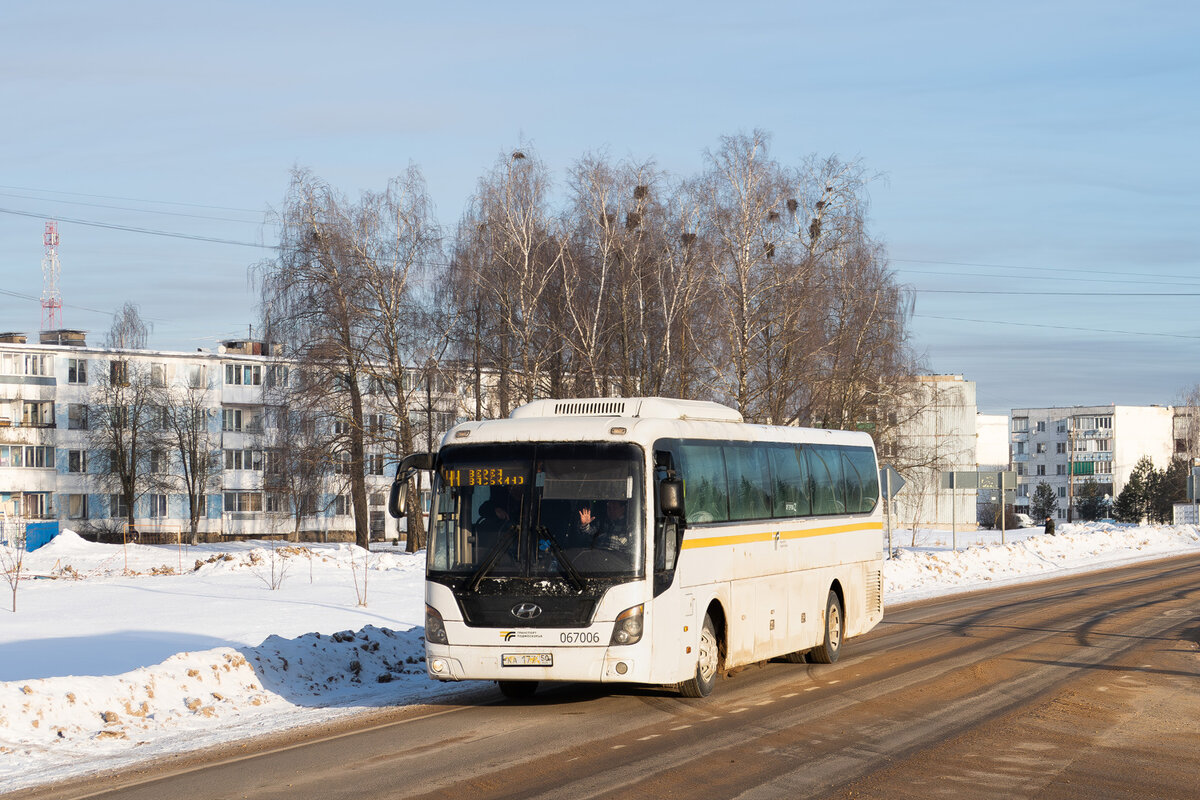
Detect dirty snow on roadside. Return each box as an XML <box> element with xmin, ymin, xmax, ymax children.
<box><xmin>3</xmin><ymin>522</ymin><xmax>1200</xmax><ymax>792</ymax></box>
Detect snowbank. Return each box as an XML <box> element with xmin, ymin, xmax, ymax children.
<box><xmin>2</xmin><ymin>522</ymin><xmax>1199</xmax><ymax>791</ymax></box>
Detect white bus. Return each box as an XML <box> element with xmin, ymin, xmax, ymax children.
<box><xmin>390</xmin><ymin>397</ymin><xmax>884</xmax><ymax>699</ymax></box>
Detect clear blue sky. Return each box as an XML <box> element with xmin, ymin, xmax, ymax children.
<box><xmin>2</xmin><ymin>1</ymin><xmax>1197</xmax><ymax>414</ymax></box>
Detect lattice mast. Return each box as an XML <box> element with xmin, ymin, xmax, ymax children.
<box><xmin>41</xmin><ymin>221</ymin><xmax>62</xmax><ymax>330</ymax></box>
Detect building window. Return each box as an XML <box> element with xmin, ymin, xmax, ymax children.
<box><xmin>22</xmin><ymin>401</ymin><xmax>54</xmax><ymax>427</ymax></box>
<box><xmin>1036</xmin><ymin>465</ymin><xmax>1046</xmax><ymax>476</ymax></box>
<box><xmin>185</xmin><ymin>364</ymin><xmax>208</xmax><ymax>388</ymax></box>
<box><xmin>1036</xmin><ymin>443</ymin><xmax>1046</xmax><ymax>453</ymax></box>
<box><xmin>222</xmin><ymin>408</ymin><xmax>243</xmax><ymax>432</ymax></box>
<box><xmin>334</xmin><ymin>495</ymin><xmax>350</xmax><ymax>516</ymax></box>
<box><xmin>67</xmin><ymin>494</ymin><xmax>88</xmax><ymax>520</ymax></box>
<box><xmin>1057</xmin><ymin>422</ymin><xmax>1067</xmax><ymax>433</ymax></box>
<box><xmin>150</xmin><ymin>449</ymin><xmax>168</xmax><ymax>474</ymax></box>
<box><xmin>1014</xmin><ymin>442</ymin><xmax>1026</xmax><ymax>455</ymax></box>
<box><xmin>1056</xmin><ymin>442</ymin><xmax>1066</xmax><ymax>454</ymax></box>
<box><xmin>1012</xmin><ymin>417</ymin><xmax>1029</xmax><ymax>433</ymax></box>
<box><xmin>110</xmin><ymin>360</ymin><xmax>129</xmax><ymax>386</ymax></box>
<box><xmin>1017</xmin><ymin>463</ymin><xmax>1025</xmax><ymax>476</ymax></box>
<box><xmin>150</xmin><ymin>363</ymin><xmax>167</xmax><ymax>387</ymax></box>
<box><xmin>224</xmin><ymin>449</ymin><xmax>262</xmax><ymax>470</ymax></box>
<box><xmin>68</xmin><ymin>449</ymin><xmax>87</xmax><ymax>473</ymax></box>
<box><xmin>148</xmin><ymin>494</ymin><xmax>168</xmax><ymax>518</ymax></box>
<box><xmin>1058</xmin><ymin>486</ymin><xmax>1067</xmax><ymax>498</ymax></box>
<box><xmin>334</xmin><ymin>452</ymin><xmax>352</xmax><ymax>475</ymax></box>
<box><xmin>1036</xmin><ymin>421</ymin><xmax>1046</xmax><ymax>432</ymax></box>
<box><xmin>68</xmin><ymin>358</ymin><xmax>88</xmax><ymax>384</ymax></box>
<box><xmin>266</xmin><ymin>493</ymin><xmax>289</xmax><ymax>513</ymax></box>
<box><xmin>109</xmin><ymin>494</ymin><xmax>129</xmax><ymax>519</ymax></box>
<box><xmin>368</xmin><ymin>453</ymin><xmax>385</xmax><ymax>475</ymax></box>
<box><xmin>223</xmin><ymin>491</ymin><xmax>262</xmax><ymax>512</ymax></box>
<box><xmin>66</xmin><ymin>402</ymin><xmax>87</xmax><ymax>429</ymax></box>
<box><xmin>265</xmin><ymin>365</ymin><xmax>289</xmax><ymax>389</ymax></box>
<box><xmin>224</xmin><ymin>364</ymin><xmax>262</xmax><ymax>386</ymax></box>
<box><xmin>1056</xmin><ymin>464</ymin><xmax>1066</xmax><ymax>475</ymax></box>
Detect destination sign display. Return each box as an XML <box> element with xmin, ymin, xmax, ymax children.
<box><xmin>441</xmin><ymin>467</ymin><xmax>526</xmax><ymax>487</ymax></box>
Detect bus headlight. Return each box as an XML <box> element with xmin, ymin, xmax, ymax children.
<box><xmin>610</xmin><ymin>604</ymin><xmax>644</xmax><ymax>646</ymax></box>
<box><xmin>425</xmin><ymin>604</ymin><xmax>449</xmax><ymax>645</ymax></box>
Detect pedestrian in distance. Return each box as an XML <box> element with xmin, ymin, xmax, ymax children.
<box><xmin>1045</xmin><ymin>516</ymin><xmax>1056</xmax><ymax>536</ymax></box>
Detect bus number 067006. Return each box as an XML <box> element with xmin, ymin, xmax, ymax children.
<box><xmin>560</xmin><ymin>632</ymin><xmax>601</xmax><ymax>644</ymax></box>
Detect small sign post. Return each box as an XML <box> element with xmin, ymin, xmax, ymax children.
<box><xmin>880</xmin><ymin>465</ymin><xmax>906</xmax><ymax>556</ymax></box>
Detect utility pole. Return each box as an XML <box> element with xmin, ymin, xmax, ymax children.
<box><xmin>1066</xmin><ymin>414</ymin><xmax>1076</xmax><ymax>523</ymax></box>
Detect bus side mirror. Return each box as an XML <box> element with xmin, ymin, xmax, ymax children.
<box><xmin>659</xmin><ymin>479</ymin><xmax>684</xmax><ymax>517</ymax></box>
<box><xmin>388</xmin><ymin>479</ymin><xmax>409</xmax><ymax>518</ymax></box>
<box><xmin>388</xmin><ymin>452</ymin><xmax>434</xmax><ymax>519</ymax></box>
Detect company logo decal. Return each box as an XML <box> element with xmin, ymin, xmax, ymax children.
<box><xmin>500</xmin><ymin>630</ymin><xmax>543</xmax><ymax>642</ymax></box>
<box><xmin>511</xmin><ymin>602</ymin><xmax>542</xmax><ymax>620</ymax></box>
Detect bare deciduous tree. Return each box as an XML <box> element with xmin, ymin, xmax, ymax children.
<box><xmin>87</xmin><ymin>305</ymin><xmax>171</xmax><ymax>536</ymax></box>
<box><xmin>161</xmin><ymin>364</ymin><xmax>220</xmax><ymax>544</ymax></box>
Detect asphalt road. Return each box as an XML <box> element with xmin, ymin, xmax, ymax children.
<box><xmin>18</xmin><ymin>553</ymin><xmax>1200</xmax><ymax>800</ymax></box>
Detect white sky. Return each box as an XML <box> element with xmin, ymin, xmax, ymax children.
<box><xmin>1</xmin><ymin>1</ymin><xmax>1197</xmax><ymax>414</ymax></box>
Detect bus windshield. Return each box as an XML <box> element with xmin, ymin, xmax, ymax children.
<box><xmin>428</xmin><ymin>442</ymin><xmax>645</xmax><ymax>581</ymax></box>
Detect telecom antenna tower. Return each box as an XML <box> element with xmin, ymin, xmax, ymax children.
<box><xmin>41</xmin><ymin>220</ymin><xmax>63</xmax><ymax>330</ymax></box>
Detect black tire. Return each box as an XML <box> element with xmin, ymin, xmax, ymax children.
<box><xmin>678</xmin><ymin>614</ymin><xmax>719</xmax><ymax>697</ymax></box>
<box><xmin>497</xmin><ymin>680</ymin><xmax>538</xmax><ymax>700</ymax></box>
<box><xmin>780</xmin><ymin>649</ymin><xmax>809</xmax><ymax>664</ymax></box>
<box><xmin>809</xmin><ymin>590</ymin><xmax>843</xmax><ymax>664</ymax></box>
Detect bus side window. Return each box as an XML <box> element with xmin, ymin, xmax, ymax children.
<box><xmin>770</xmin><ymin>445</ymin><xmax>811</xmax><ymax>518</ymax></box>
<box><xmin>842</xmin><ymin>447</ymin><xmax>880</xmax><ymax>513</ymax></box>
<box><xmin>807</xmin><ymin>445</ymin><xmax>844</xmax><ymax>515</ymax></box>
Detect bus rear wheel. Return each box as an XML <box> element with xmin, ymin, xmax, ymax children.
<box><xmin>497</xmin><ymin>680</ymin><xmax>538</xmax><ymax>700</ymax></box>
<box><xmin>809</xmin><ymin>590</ymin><xmax>843</xmax><ymax>664</ymax></box>
<box><xmin>678</xmin><ymin>614</ymin><xmax>719</xmax><ymax>697</ymax></box>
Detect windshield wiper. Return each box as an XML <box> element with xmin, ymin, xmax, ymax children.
<box><xmin>466</xmin><ymin>524</ymin><xmax>519</xmax><ymax>593</ymax></box>
<box><xmin>535</xmin><ymin>525</ymin><xmax>586</xmax><ymax>592</ymax></box>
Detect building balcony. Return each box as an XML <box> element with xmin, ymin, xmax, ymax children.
<box><xmin>1012</xmin><ymin>453</ymin><xmax>1029</xmax><ymax>462</ymax></box>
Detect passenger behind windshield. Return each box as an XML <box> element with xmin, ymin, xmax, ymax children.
<box><xmin>575</xmin><ymin>499</ymin><xmax>631</xmax><ymax>551</ymax></box>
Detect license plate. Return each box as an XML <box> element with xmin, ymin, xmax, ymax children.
<box><xmin>502</xmin><ymin>653</ymin><xmax>553</xmax><ymax>667</ymax></box>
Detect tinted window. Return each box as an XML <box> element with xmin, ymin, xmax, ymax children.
<box><xmin>770</xmin><ymin>445</ymin><xmax>811</xmax><ymax>518</ymax></box>
<box><xmin>807</xmin><ymin>445</ymin><xmax>845</xmax><ymax>515</ymax></box>
<box><xmin>679</xmin><ymin>444</ymin><xmax>729</xmax><ymax>524</ymax></box>
<box><xmin>725</xmin><ymin>445</ymin><xmax>772</xmax><ymax>521</ymax></box>
<box><xmin>842</xmin><ymin>447</ymin><xmax>879</xmax><ymax>513</ymax></box>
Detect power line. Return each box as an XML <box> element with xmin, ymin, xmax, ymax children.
<box><xmin>897</xmin><ymin>267</ymin><xmax>1200</xmax><ymax>289</ymax></box>
<box><xmin>917</xmin><ymin>289</ymin><xmax>1200</xmax><ymax>296</ymax></box>
<box><xmin>0</xmin><ymin>191</ymin><xmax>267</xmax><ymax>224</ymax></box>
<box><xmin>0</xmin><ymin>207</ymin><xmax>275</xmax><ymax>249</ymax></box>
<box><xmin>0</xmin><ymin>184</ymin><xmax>266</xmax><ymax>214</ymax></box>
<box><xmin>914</xmin><ymin>313</ymin><xmax>1200</xmax><ymax>340</ymax></box>
<box><xmin>892</xmin><ymin>257</ymin><xmax>1197</xmax><ymax>283</ymax></box>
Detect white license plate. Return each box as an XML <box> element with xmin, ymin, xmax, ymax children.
<box><xmin>502</xmin><ymin>653</ymin><xmax>553</xmax><ymax>667</ymax></box>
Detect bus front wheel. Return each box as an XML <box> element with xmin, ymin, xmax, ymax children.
<box><xmin>809</xmin><ymin>590</ymin><xmax>843</xmax><ymax>664</ymax></box>
<box><xmin>678</xmin><ymin>614</ymin><xmax>719</xmax><ymax>697</ymax></box>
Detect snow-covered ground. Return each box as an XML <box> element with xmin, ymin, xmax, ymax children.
<box><xmin>3</xmin><ymin>522</ymin><xmax>1199</xmax><ymax>792</ymax></box>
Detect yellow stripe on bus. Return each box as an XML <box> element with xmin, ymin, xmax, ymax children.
<box><xmin>680</xmin><ymin>521</ymin><xmax>883</xmax><ymax>550</ymax></box>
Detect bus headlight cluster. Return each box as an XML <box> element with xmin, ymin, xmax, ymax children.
<box><xmin>425</xmin><ymin>604</ymin><xmax>449</xmax><ymax>645</ymax></box>
<box><xmin>610</xmin><ymin>604</ymin><xmax>644</xmax><ymax>646</ymax></box>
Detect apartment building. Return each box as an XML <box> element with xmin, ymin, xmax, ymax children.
<box><xmin>1010</xmin><ymin>405</ymin><xmax>1174</xmax><ymax>521</ymax></box>
<box><xmin>0</xmin><ymin>330</ymin><xmax>474</xmax><ymax>541</ymax></box>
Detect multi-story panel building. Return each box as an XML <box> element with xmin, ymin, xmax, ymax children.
<box><xmin>1010</xmin><ymin>405</ymin><xmax>1173</xmax><ymax>521</ymax></box>
<box><xmin>0</xmin><ymin>330</ymin><xmax>479</xmax><ymax>542</ymax></box>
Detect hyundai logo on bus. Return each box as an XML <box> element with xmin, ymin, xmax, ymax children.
<box><xmin>511</xmin><ymin>603</ymin><xmax>543</xmax><ymax>620</ymax></box>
